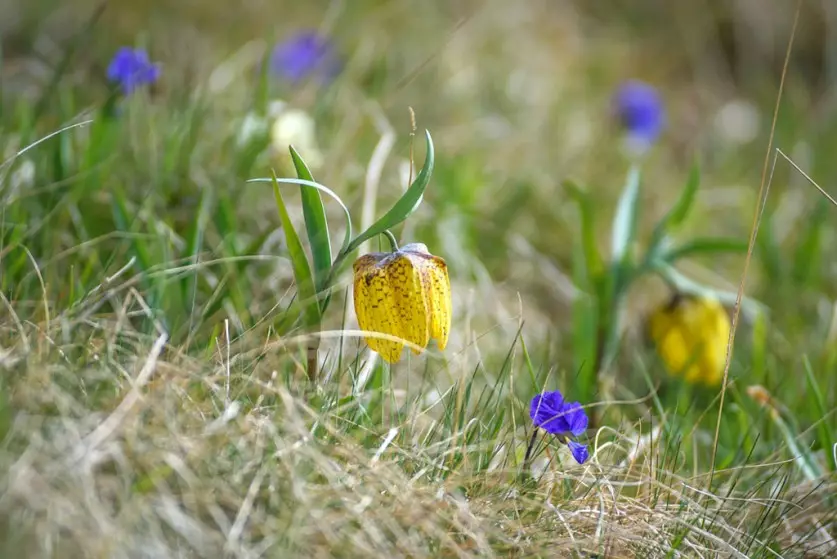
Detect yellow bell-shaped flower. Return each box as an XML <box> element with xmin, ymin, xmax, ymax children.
<box><xmin>647</xmin><ymin>293</ymin><xmax>731</xmax><ymax>387</ymax></box>
<box><xmin>352</xmin><ymin>243</ymin><xmax>452</xmax><ymax>364</ymax></box>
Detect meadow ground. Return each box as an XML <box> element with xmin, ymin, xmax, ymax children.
<box><xmin>1</xmin><ymin>1</ymin><xmax>837</xmax><ymax>557</ymax></box>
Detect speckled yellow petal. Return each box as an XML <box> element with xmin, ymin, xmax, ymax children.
<box><xmin>384</xmin><ymin>254</ymin><xmax>430</xmax><ymax>355</ymax></box>
<box><xmin>399</xmin><ymin>243</ymin><xmax>451</xmax><ymax>352</ymax></box>
<box><xmin>424</xmin><ymin>255</ymin><xmax>451</xmax><ymax>350</ymax></box>
<box><xmin>353</xmin><ymin>254</ymin><xmax>404</xmax><ymax>363</ymax></box>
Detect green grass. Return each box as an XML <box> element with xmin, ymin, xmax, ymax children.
<box><xmin>1</xmin><ymin>1</ymin><xmax>837</xmax><ymax>557</ymax></box>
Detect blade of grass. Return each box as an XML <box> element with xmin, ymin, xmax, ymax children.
<box><xmin>803</xmin><ymin>356</ymin><xmax>834</xmax><ymax>471</ymax></box>
<box><xmin>290</xmin><ymin>146</ymin><xmax>332</xmax><ymax>296</ymax></box>
<box><xmin>663</xmin><ymin>237</ymin><xmax>749</xmax><ymax>262</ymax></box>
<box><xmin>271</xmin><ymin>170</ymin><xmax>321</xmax><ymax>381</ymax></box>
<box><xmin>709</xmin><ymin>0</ymin><xmax>801</xmax><ymax>489</ymax></box>
<box><xmin>648</xmin><ymin>157</ymin><xmax>700</xmax><ymax>252</ymax></box>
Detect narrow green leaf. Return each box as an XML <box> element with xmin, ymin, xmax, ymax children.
<box><xmin>655</xmin><ymin>264</ymin><xmax>765</xmax><ymax>321</ymax></box>
<box><xmin>346</xmin><ymin>130</ymin><xmax>435</xmax><ymax>254</ymax></box>
<box><xmin>649</xmin><ymin>158</ymin><xmax>700</xmax><ymax>252</ymax></box>
<box><xmin>571</xmin><ymin>240</ymin><xmax>598</xmax><ymax>400</ymax></box>
<box><xmin>803</xmin><ymin>356</ymin><xmax>834</xmax><ymax>471</ymax></box>
<box><xmin>756</xmin><ymin>211</ymin><xmax>782</xmax><ymax>281</ymax></box>
<box><xmin>669</xmin><ymin>157</ymin><xmax>701</xmax><ymax>227</ymax></box>
<box><xmin>271</xmin><ymin>171</ymin><xmax>321</xmax><ymax>329</ymax></box>
<box><xmin>610</xmin><ymin>164</ymin><xmax>641</xmax><ymax>266</ymax></box>
<box><xmin>792</xmin><ymin>199</ymin><xmax>827</xmax><ymax>286</ymax></box>
<box><xmin>768</xmin><ymin>403</ymin><xmax>821</xmax><ymax>480</ymax></box>
<box><xmin>662</xmin><ymin>237</ymin><xmax>748</xmax><ymax>262</ymax></box>
<box><xmin>290</xmin><ymin>146</ymin><xmax>332</xmax><ymax>294</ymax></box>
<box><xmin>182</xmin><ymin>183</ymin><xmax>214</xmax><ymax>314</ymax></box>
<box><xmin>564</xmin><ymin>180</ymin><xmax>603</xmax><ymax>278</ymax></box>
<box><xmin>110</xmin><ymin>187</ymin><xmax>153</xmax><ymax>273</ymax></box>
<box><xmin>247</xmin><ymin>177</ymin><xmax>352</xmax><ymax>255</ymax></box>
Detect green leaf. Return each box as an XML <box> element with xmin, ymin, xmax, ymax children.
<box><xmin>803</xmin><ymin>356</ymin><xmax>834</xmax><ymax>471</ymax></box>
<box><xmin>655</xmin><ymin>264</ymin><xmax>765</xmax><ymax>321</ymax></box>
<box><xmin>247</xmin><ymin>177</ymin><xmax>352</xmax><ymax>255</ymax></box>
<box><xmin>610</xmin><ymin>164</ymin><xmax>641</xmax><ymax>266</ymax></box>
<box><xmin>346</xmin><ymin>130</ymin><xmax>435</xmax><ymax>254</ymax></box>
<box><xmin>564</xmin><ymin>180</ymin><xmax>603</xmax><ymax>278</ymax></box>
<box><xmin>648</xmin><ymin>157</ymin><xmax>700</xmax><ymax>252</ymax></box>
<box><xmin>662</xmin><ymin>237</ymin><xmax>748</xmax><ymax>262</ymax></box>
<box><xmin>571</xmin><ymin>241</ymin><xmax>598</xmax><ymax>401</ymax></box>
<box><xmin>271</xmin><ymin>171</ymin><xmax>322</xmax><ymax>330</ymax></box>
<box><xmin>766</xmin><ymin>398</ymin><xmax>822</xmax><ymax>480</ymax></box>
<box><xmin>182</xmin><ymin>183</ymin><xmax>214</xmax><ymax>315</ymax></box>
<box><xmin>792</xmin><ymin>199</ymin><xmax>828</xmax><ymax>286</ymax></box>
<box><xmin>291</xmin><ymin>146</ymin><xmax>332</xmax><ymax>295</ymax></box>
<box><xmin>756</xmin><ymin>211</ymin><xmax>782</xmax><ymax>281</ymax></box>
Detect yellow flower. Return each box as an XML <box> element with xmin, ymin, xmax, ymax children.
<box><xmin>352</xmin><ymin>243</ymin><xmax>452</xmax><ymax>364</ymax></box>
<box><xmin>647</xmin><ymin>293</ymin><xmax>731</xmax><ymax>387</ymax></box>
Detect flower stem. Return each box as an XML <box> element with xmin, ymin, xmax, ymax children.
<box><xmin>522</xmin><ymin>429</ymin><xmax>539</xmax><ymax>472</ymax></box>
<box><xmin>382</xmin><ymin>230</ymin><xmax>399</xmax><ymax>251</ymax></box>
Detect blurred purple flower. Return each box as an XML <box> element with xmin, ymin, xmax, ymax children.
<box><xmin>107</xmin><ymin>47</ymin><xmax>160</xmax><ymax>95</ymax></box>
<box><xmin>270</xmin><ymin>30</ymin><xmax>341</xmax><ymax>85</ymax></box>
<box><xmin>530</xmin><ymin>390</ymin><xmax>590</xmax><ymax>465</ymax></box>
<box><xmin>613</xmin><ymin>80</ymin><xmax>664</xmax><ymax>147</ymax></box>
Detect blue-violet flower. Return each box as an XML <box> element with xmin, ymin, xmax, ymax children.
<box><xmin>270</xmin><ymin>30</ymin><xmax>341</xmax><ymax>85</ymax></box>
<box><xmin>107</xmin><ymin>47</ymin><xmax>160</xmax><ymax>95</ymax></box>
<box><xmin>530</xmin><ymin>390</ymin><xmax>590</xmax><ymax>464</ymax></box>
<box><xmin>612</xmin><ymin>80</ymin><xmax>664</xmax><ymax>148</ymax></box>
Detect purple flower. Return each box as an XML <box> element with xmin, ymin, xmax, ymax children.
<box><xmin>270</xmin><ymin>30</ymin><xmax>341</xmax><ymax>85</ymax></box>
<box><xmin>107</xmin><ymin>47</ymin><xmax>160</xmax><ymax>95</ymax></box>
<box><xmin>567</xmin><ymin>441</ymin><xmax>589</xmax><ymax>464</ymax></box>
<box><xmin>612</xmin><ymin>80</ymin><xmax>664</xmax><ymax>147</ymax></box>
<box><xmin>530</xmin><ymin>390</ymin><xmax>590</xmax><ymax>464</ymax></box>
<box><xmin>560</xmin><ymin>401</ymin><xmax>589</xmax><ymax>437</ymax></box>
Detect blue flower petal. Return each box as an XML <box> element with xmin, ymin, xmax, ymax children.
<box><xmin>567</xmin><ymin>440</ymin><xmax>589</xmax><ymax>464</ymax></box>
<box><xmin>107</xmin><ymin>47</ymin><xmax>160</xmax><ymax>95</ymax></box>
<box><xmin>562</xmin><ymin>402</ymin><xmax>589</xmax><ymax>437</ymax></box>
<box><xmin>613</xmin><ymin>80</ymin><xmax>664</xmax><ymax>146</ymax></box>
<box><xmin>270</xmin><ymin>30</ymin><xmax>341</xmax><ymax>85</ymax></box>
<box><xmin>530</xmin><ymin>391</ymin><xmax>570</xmax><ymax>435</ymax></box>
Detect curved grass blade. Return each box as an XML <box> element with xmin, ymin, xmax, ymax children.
<box><xmin>564</xmin><ymin>180</ymin><xmax>603</xmax><ymax>278</ymax></box>
<box><xmin>290</xmin><ymin>146</ymin><xmax>332</xmax><ymax>295</ymax></box>
<box><xmin>182</xmin><ymin>183</ymin><xmax>214</xmax><ymax>319</ymax></box>
<box><xmin>271</xmin><ymin>171</ymin><xmax>321</xmax><ymax>335</ymax></box>
<box><xmin>648</xmin><ymin>157</ymin><xmax>700</xmax><ymax>251</ymax></box>
<box><xmin>656</xmin><ymin>264</ymin><xmax>765</xmax><ymax>321</ymax></box>
<box><xmin>611</xmin><ymin>164</ymin><xmax>641</xmax><ymax>267</ymax></box>
<box><xmin>662</xmin><ymin>237</ymin><xmax>748</xmax><ymax>262</ymax></box>
<box><xmin>247</xmin><ymin>177</ymin><xmax>352</xmax><ymax>255</ymax></box>
<box><xmin>345</xmin><ymin>130</ymin><xmax>434</xmax><ymax>254</ymax></box>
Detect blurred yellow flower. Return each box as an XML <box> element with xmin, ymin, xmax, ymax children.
<box><xmin>352</xmin><ymin>243</ymin><xmax>451</xmax><ymax>364</ymax></box>
<box><xmin>647</xmin><ymin>293</ymin><xmax>731</xmax><ymax>387</ymax></box>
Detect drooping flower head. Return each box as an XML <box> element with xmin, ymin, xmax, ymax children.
<box><xmin>107</xmin><ymin>47</ymin><xmax>160</xmax><ymax>95</ymax></box>
<box><xmin>647</xmin><ymin>293</ymin><xmax>731</xmax><ymax>387</ymax></box>
<box><xmin>270</xmin><ymin>30</ymin><xmax>341</xmax><ymax>85</ymax></box>
<box><xmin>353</xmin><ymin>243</ymin><xmax>452</xmax><ymax>364</ymax></box>
<box><xmin>529</xmin><ymin>390</ymin><xmax>589</xmax><ymax>464</ymax></box>
<box><xmin>612</xmin><ymin>80</ymin><xmax>664</xmax><ymax>148</ymax></box>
